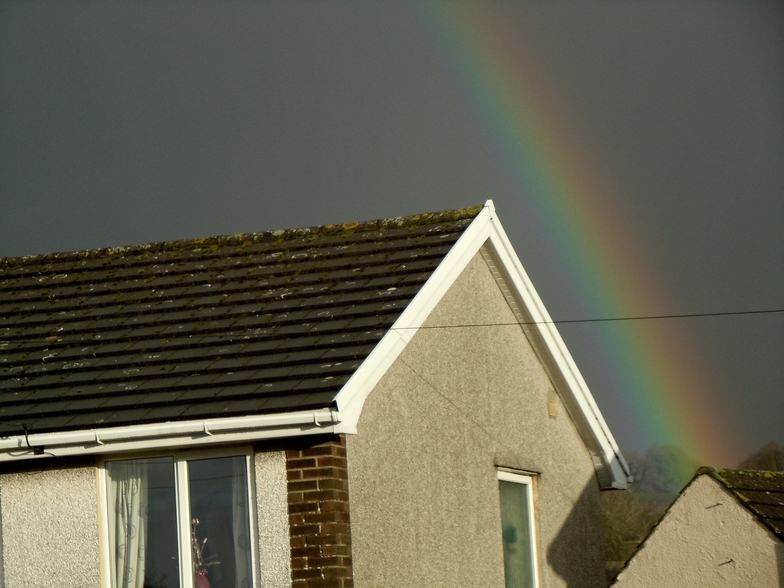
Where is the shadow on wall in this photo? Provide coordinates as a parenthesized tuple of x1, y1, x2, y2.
(546, 476, 606, 588)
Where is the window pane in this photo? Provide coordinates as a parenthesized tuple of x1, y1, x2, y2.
(107, 457, 179, 588)
(189, 456, 253, 588)
(499, 479, 535, 588)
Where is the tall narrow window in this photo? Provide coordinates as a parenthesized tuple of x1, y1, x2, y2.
(498, 471, 539, 588)
(104, 452, 255, 588)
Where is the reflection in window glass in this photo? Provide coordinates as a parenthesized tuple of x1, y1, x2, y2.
(499, 478, 536, 588)
(189, 457, 254, 588)
(106, 454, 254, 588)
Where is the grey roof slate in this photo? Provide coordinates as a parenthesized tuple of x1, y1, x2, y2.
(0, 206, 482, 436)
(699, 467, 784, 539)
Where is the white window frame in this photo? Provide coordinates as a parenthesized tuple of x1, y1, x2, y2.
(97, 447, 258, 588)
(497, 469, 541, 588)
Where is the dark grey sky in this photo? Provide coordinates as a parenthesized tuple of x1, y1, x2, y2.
(1, 1, 782, 465)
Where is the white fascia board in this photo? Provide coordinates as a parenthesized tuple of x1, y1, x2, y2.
(0, 408, 341, 463)
(334, 200, 630, 489)
(481, 210, 631, 489)
(333, 202, 496, 428)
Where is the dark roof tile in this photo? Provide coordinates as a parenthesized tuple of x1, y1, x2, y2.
(17, 415, 75, 433)
(134, 378, 185, 392)
(0, 206, 482, 434)
(101, 409, 154, 425)
(699, 467, 784, 539)
(142, 405, 190, 421)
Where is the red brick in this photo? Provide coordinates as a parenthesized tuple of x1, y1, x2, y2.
(300, 467, 337, 479)
(292, 567, 323, 580)
(303, 488, 341, 502)
(317, 455, 346, 468)
(304, 511, 350, 524)
(287, 436, 353, 586)
(289, 479, 319, 492)
(290, 524, 320, 536)
(306, 555, 343, 568)
(305, 534, 339, 546)
(324, 566, 353, 579)
(299, 445, 339, 457)
(288, 457, 318, 470)
(289, 502, 319, 514)
(288, 491, 305, 504)
(317, 478, 348, 491)
(322, 544, 351, 556)
(320, 523, 350, 536)
(291, 546, 323, 559)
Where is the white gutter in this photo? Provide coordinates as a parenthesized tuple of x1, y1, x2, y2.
(0, 408, 342, 462)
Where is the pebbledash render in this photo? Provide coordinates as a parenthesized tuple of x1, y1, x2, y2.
(0, 201, 631, 588)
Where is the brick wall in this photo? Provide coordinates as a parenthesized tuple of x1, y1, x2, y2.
(286, 435, 354, 588)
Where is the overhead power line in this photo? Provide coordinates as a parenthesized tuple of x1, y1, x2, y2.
(541, 308, 784, 325)
(395, 308, 784, 329)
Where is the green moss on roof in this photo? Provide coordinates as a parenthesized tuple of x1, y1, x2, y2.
(0, 205, 484, 436)
(698, 467, 784, 539)
(0, 205, 483, 269)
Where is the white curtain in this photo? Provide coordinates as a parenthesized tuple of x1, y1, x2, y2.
(107, 460, 149, 588)
(232, 457, 253, 588)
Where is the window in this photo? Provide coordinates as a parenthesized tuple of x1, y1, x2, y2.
(101, 451, 255, 588)
(498, 470, 540, 588)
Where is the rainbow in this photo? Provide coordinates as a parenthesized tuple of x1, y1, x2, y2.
(404, 2, 736, 466)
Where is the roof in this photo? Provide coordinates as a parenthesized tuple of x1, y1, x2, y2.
(0, 201, 630, 489)
(0, 207, 481, 436)
(699, 467, 784, 539)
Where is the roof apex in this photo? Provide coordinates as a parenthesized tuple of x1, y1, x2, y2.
(334, 200, 631, 489)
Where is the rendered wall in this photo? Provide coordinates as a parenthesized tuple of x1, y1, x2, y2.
(0, 463, 100, 587)
(0, 449, 291, 588)
(255, 449, 292, 588)
(612, 475, 784, 587)
(346, 253, 606, 587)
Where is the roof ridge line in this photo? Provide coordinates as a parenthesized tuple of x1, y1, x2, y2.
(0, 206, 483, 267)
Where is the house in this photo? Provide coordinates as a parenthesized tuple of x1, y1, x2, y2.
(0, 201, 630, 588)
(611, 468, 784, 587)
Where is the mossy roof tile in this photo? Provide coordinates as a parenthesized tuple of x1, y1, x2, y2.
(698, 467, 784, 539)
(0, 206, 481, 435)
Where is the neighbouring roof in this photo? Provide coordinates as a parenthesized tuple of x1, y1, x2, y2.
(0, 207, 481, 437)
(699, 467, 784, 539)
